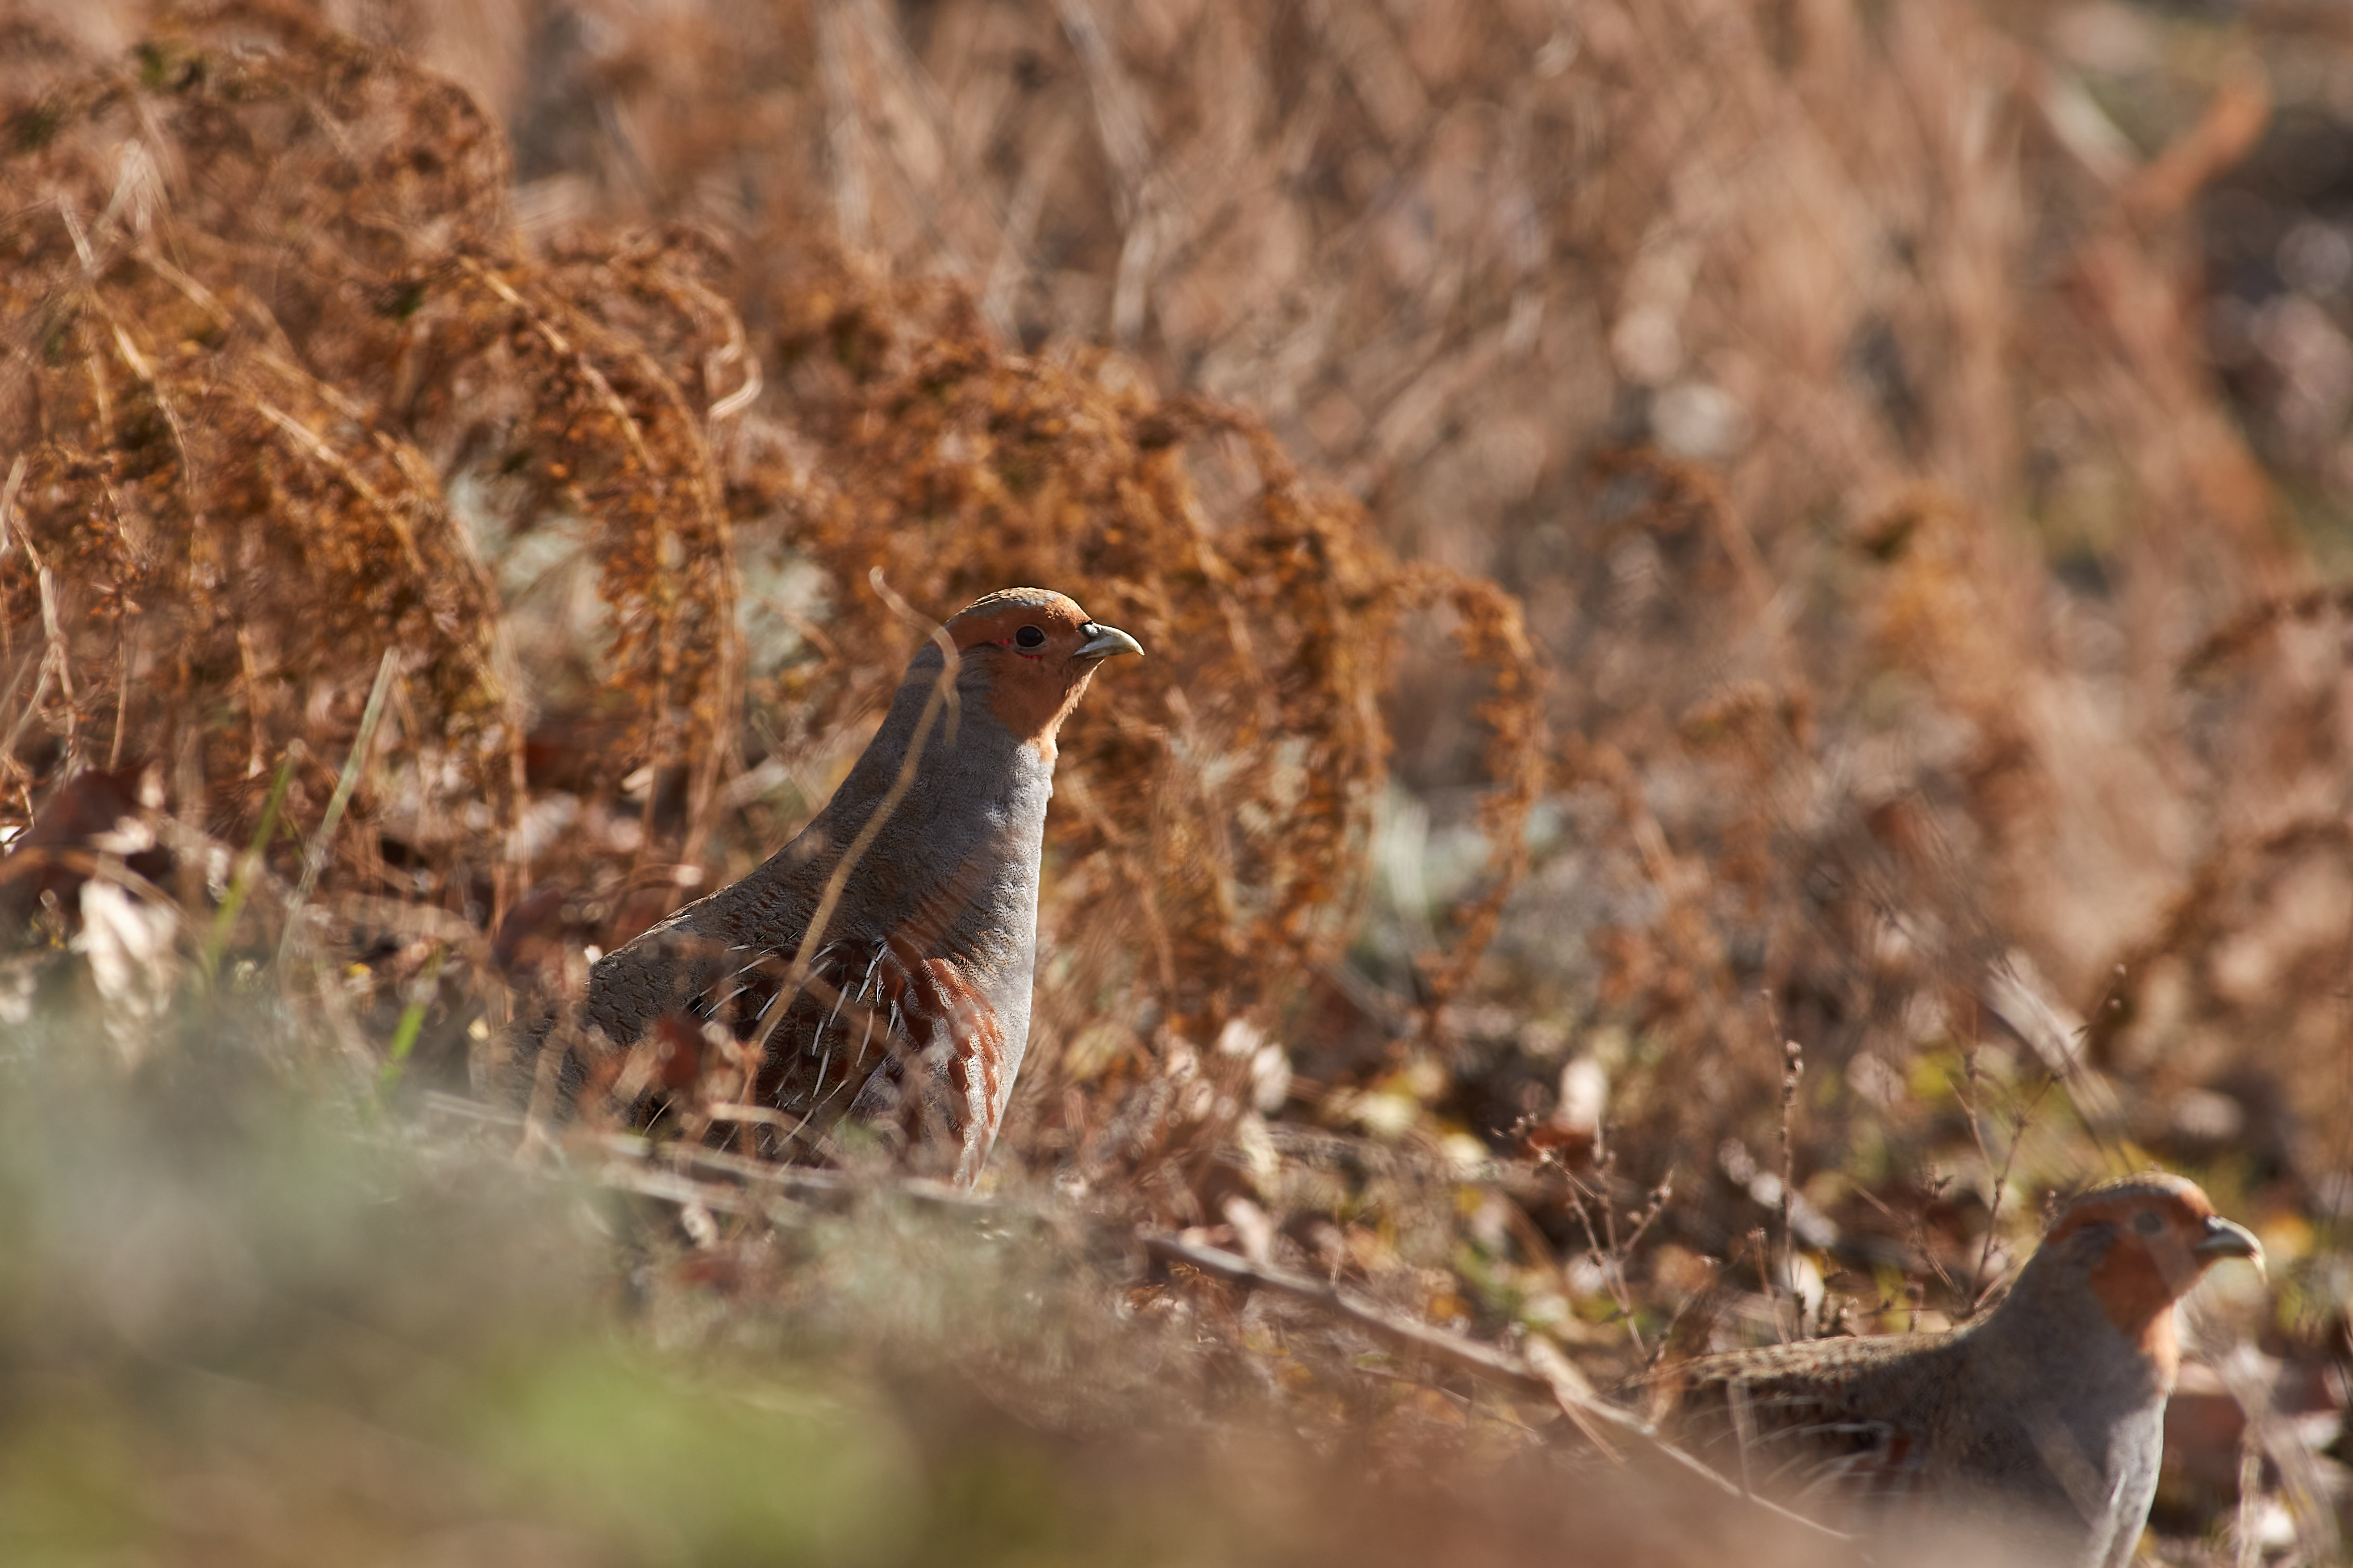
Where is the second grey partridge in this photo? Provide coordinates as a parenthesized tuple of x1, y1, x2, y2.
(509, 587, 1141, 1185)
(1663, 1173, 2262, 1567)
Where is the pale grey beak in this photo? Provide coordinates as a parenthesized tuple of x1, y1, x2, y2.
(1076, 622, 1144, 662)
(2195, 1216, 2265, 1278)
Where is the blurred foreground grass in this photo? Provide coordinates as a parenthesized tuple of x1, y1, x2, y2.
(0, 1005, 918, 1568)
(0, 1005, 1414, 1566)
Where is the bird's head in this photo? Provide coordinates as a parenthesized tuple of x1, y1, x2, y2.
(943, 588, 1144, 760)
(2030, 1172, 2261, 1374)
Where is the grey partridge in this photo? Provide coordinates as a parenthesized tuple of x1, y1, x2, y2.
(508, 587, 1141, 1185)
(1663, 1173, 2262, 1567)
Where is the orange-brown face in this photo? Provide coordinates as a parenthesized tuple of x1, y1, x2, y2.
(2045, 1175, 2262, 1373)
(945, 588, 1144, 758)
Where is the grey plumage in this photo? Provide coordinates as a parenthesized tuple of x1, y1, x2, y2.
(1665, 1174, 2262, 1567)
(497, 587, 1141, 1184)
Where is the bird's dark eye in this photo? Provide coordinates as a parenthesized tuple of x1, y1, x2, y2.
(1015, 625, 1046, 649)
(2132, 1210, 2164, 1234)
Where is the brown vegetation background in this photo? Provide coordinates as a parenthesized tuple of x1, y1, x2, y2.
(4, 0, 2353, 1562)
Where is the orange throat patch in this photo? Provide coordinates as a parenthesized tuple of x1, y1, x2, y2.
(985, 662, 1097, 762)
(2086, 1245, 2185, 1387)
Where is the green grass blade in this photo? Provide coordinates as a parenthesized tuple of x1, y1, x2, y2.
(375, 944, 445, 1100)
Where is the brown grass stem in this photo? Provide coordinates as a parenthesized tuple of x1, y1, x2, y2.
(276, 648, 398, 971)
